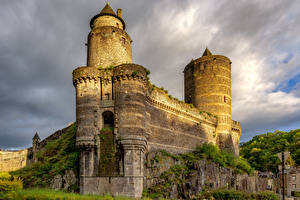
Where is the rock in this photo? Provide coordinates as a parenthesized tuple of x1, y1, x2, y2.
(50, 174, 62, 190)
(63, 170, 77, 190)
(170, 184, 178, 199)
(50, 170, 77, 191)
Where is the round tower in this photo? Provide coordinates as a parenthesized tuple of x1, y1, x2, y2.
(184, 48, 233, 150)
(87, 3, 132, 68)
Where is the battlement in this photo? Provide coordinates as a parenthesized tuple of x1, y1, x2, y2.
(147, 85, 217, 125)
(232, 120, 241, 135)
(73, 64, 148, 86)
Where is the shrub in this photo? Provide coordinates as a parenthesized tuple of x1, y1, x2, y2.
(235, 157, 254, 174)
(253, 191, 279, 200)
(212, 189, 249, 200)
(0, 172, 11, 180)
(0, 175, 23, 193)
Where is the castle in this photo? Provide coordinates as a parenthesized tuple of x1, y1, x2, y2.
(72, 3, 241, 198)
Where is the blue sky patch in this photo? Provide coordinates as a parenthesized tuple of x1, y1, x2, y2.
(274, 73, 300, 93)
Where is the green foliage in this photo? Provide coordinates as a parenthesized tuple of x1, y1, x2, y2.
(0, 172, 23, 193)
(199, 189, 279, 200)
(188, 104, 194, 108)
(10, 123, 79, 188)
(0, 172, 11, 180)
(0, 188, 141, 200)
(254, 191, 279, 200)
(100, 127, 114, 132)
(211, 189, 247, 200)
(132, 71, 138, 76)
(97, 65, 115, 70)
(145, 69, 150, 75)
(240, 129, 300, 173)
(199, 111, 217, 118)
(294, 191, 300, 197)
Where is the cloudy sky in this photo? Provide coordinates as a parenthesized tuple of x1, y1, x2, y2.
(1, 0, 300, 149)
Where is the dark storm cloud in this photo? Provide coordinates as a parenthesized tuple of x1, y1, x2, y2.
(0, 0, 299, 149)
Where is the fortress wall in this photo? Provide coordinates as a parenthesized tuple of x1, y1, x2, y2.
(146, 87, 217, 154)
(0, 149, 28, 172)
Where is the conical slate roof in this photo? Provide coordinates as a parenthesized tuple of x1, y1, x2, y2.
(202, 48, 212, 56)
(90, 3, 126, 30)
(100, 3, 116, 15)
(33, 132, 40, 140)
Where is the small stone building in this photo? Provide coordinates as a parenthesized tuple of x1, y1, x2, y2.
(72, 3, 241, 198)
(285, 167, 300, 198)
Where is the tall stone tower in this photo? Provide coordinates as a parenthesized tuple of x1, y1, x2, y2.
(73, 3, 147, 197)
(87, 3, 132, 67)
(184, 48, 237, 153)
(32, 132, 40, 163)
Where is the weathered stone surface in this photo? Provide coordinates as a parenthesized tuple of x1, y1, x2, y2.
(50, 170, 77, 191)
(0, 149, 28, 172)
(50, 174, 63, 190)
(63, 170, 77, 190)
(145, 154, 276, 199)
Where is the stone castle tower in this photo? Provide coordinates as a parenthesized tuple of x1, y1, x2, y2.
(184, 48, 240, 152)
(72, 3, 241, 198)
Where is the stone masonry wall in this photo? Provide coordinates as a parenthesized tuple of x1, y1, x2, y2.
(87, 16, 132, 68)
(0, 149, 28, 172)
(146, 85, 218, 154)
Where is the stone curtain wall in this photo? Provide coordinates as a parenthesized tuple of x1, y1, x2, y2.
(0, 149, 28, 172)
(146, 87, 218, 154)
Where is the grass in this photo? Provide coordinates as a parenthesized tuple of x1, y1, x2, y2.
(0, 188, 149, 200)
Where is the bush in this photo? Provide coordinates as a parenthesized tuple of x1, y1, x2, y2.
(253, 191, 279, 200)
(0, 173, 23, 193)
(206, 189, 279, 200)
(212, 189, 249, 200)
(0, 172, 11, 180)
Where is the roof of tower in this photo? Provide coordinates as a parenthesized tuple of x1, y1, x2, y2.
(90, 3, 126, 30)
(100, 3, 116, 15)
(33, 132, 40, 140)
(202, 48, 213, 56)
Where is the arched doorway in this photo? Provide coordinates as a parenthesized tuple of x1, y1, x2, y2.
(102, 111, 114, 128)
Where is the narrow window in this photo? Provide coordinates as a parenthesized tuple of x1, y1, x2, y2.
(121, 37, 126, 44)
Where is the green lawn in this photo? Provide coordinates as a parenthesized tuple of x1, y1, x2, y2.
(0, 188, 152, 200)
